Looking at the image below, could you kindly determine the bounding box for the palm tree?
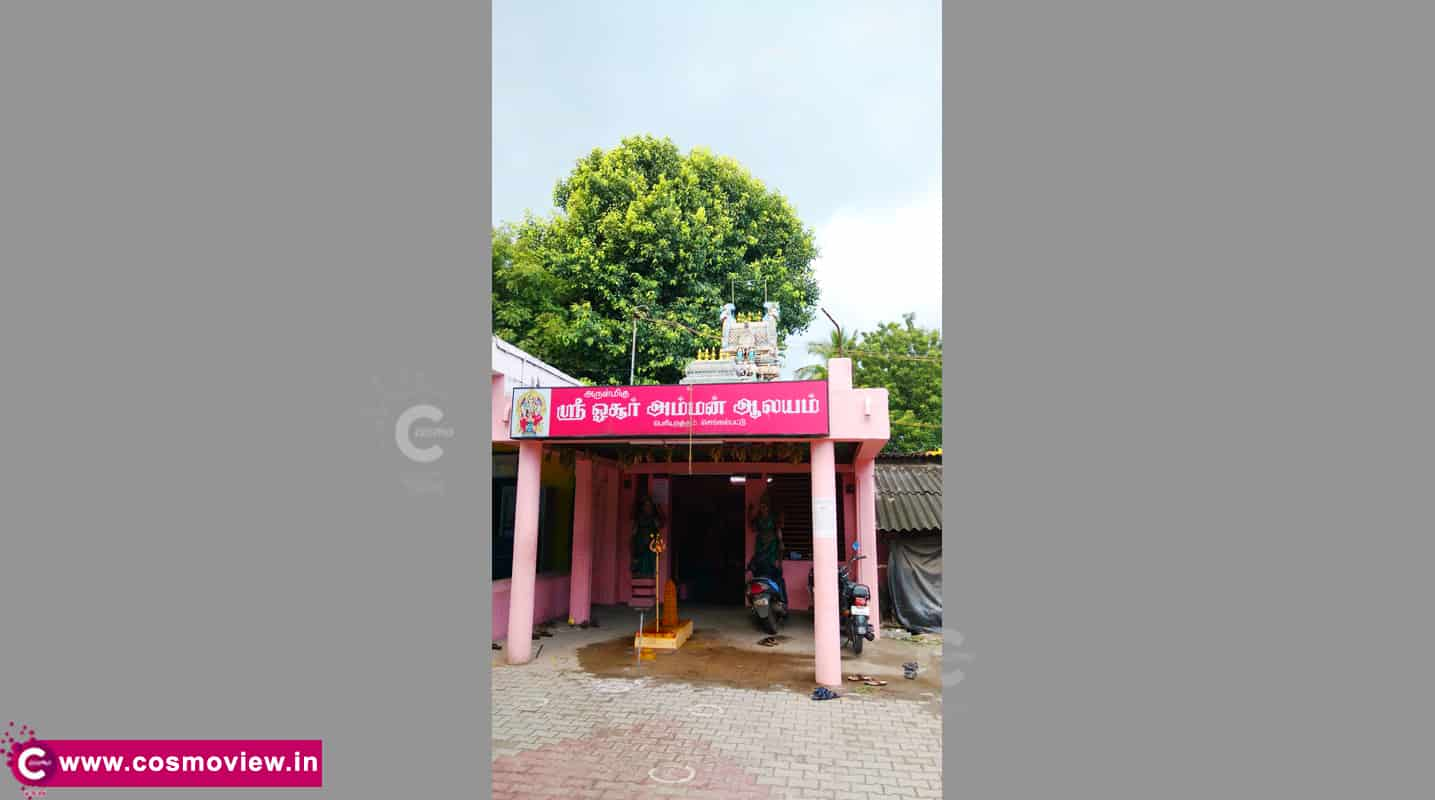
[794,329,859,380]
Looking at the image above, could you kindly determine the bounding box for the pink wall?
[492,574,569,641]
[825,359,890,465]
[782,560,815,611]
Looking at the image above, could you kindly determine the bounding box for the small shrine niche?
[680,302,783,384]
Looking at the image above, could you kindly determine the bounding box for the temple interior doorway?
[670,475,747,605]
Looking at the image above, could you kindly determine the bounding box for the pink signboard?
[509,381,829,439]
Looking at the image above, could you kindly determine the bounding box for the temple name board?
[510,380,829,439]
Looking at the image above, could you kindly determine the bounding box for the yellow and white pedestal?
[633,619,693,651]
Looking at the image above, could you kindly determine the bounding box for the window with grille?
[764,472,849,560]
[767,475,813,559]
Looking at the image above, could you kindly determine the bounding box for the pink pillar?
[856,457,881,639]
[506,440,543,664]
[569,455,594,623]
[810,440,842,687]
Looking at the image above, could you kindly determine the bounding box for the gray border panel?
[1,2,493,797]
[949,2,1434,797]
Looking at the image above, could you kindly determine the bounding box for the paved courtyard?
[492,604,943,799]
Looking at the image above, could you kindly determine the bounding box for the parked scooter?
[808,541,875,654]
[745,566,788,635]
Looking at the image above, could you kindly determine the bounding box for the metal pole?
[821,307,844,358]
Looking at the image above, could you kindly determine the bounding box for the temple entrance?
[670,476,747,605]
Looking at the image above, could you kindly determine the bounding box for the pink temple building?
[490,326,890,687]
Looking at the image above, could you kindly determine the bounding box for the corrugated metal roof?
[875,462,942,533]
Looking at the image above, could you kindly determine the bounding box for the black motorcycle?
[808,541,875,655]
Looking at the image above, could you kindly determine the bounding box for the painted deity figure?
[516,389,545,435]
[631,495,665,578]
[747,497,786,599]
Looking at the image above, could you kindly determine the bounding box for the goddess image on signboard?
[513,388,550,436]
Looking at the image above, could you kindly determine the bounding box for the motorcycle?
[808,540,875,655]
[745,566,788,635]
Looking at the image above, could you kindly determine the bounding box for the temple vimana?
[680,302,783,384]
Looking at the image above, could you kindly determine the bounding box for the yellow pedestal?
[633,619,693,651]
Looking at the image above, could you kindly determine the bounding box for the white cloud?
[784,183,943,377]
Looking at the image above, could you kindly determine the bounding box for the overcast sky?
[493,0,941,376]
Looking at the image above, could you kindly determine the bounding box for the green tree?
[493,135,820,385]
[794,328,860,380]
[853,313,942,454]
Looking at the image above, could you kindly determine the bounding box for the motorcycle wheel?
[762,613,779,635]
[851,630,863,655]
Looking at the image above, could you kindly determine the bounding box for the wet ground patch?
[575,628,942,702]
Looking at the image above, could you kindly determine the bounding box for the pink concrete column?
[569,455,595,623]
[810,440,842,687]
[506,440,543,664]
[856,456,881,639]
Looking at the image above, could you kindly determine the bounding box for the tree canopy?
[493,135,819,385]
[851,313,942,454]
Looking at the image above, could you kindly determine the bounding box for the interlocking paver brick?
[492,616,942,799]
